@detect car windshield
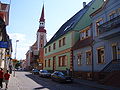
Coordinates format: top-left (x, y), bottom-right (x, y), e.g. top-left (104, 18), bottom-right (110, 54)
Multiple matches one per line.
top-left (33, 69), bottom-right (38, 71)
top-left (58, 72), bottom-right (64, 75)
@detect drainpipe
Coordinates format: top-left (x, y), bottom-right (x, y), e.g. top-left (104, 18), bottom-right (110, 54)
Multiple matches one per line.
top-left (90, 24), bottom-right (94, 80)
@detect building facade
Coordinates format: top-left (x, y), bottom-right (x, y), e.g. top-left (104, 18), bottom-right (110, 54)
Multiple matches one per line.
top-left (44, 0), bottom-right (104, 75)
top-left (26, 5), bottom-right (47, 70)
top-left (73, 0), bottom-right (104, 79)
top-left (0, 2), bottom-right (12, 72)
top-left (90, 0), bottom-right (120, 80)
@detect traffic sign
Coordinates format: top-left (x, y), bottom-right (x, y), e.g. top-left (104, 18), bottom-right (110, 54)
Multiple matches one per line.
top-left (0, 41), bottom-right (9, 48)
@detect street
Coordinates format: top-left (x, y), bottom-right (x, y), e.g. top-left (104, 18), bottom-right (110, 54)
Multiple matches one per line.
top-left (4, 71), bottom-right (102, 90)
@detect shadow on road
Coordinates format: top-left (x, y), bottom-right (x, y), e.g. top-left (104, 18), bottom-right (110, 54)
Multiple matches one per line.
top-left (25, 73), bottom-right (74, 90)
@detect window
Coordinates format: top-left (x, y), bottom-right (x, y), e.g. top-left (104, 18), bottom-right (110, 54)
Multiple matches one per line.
top-left (96, 18), bottom-right (103, 35)
top-left (86, 51), bottom-right (92, 65)
top-left (63, 37), bottom-right (66, 46)
top-left (53, 43), bottom-right (56, 50)
top-left (118, 8), bottom-right (120, 15)
top-left (77, 53), bottom-right (82, 65)
top-left (80, 26), bottom-right (91, 40)
top-left (86, 30), bottom-right (88, 37)
top-left (59, 40), bottom-right (61, 47)
top-left (80, 32), bottom-right (84, 40)
top-left (58, 55), bottom-right (67, 67)
top-left (112, 44), bottom-right (117, 60)
top-left (45, 60), bottom-right (47, 67)
top-left (41, 44), bottom-right (43, 48)
top-left (45, 48), bottom-right (47, 53)
top-left (41, 35), bottom-right (44, 39)
top-left (48, 46), bottom-right (51, 52)
top-left (97, 47), bottom-right (104, 64)
top-left (48, 59), bottom-right (51, 67)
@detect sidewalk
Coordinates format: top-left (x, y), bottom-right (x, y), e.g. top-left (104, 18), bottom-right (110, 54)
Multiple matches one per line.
top-left (0, 74), bottom-right (19, 90)
top-left (74, 78), bottom-right (120, 90)
top-left (1, 73), bottom-right (120, 90)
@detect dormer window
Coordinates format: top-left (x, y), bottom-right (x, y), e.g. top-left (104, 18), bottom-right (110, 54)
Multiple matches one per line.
top-left (96, 18), bottom-right (103, 35)
top-left (80, 26), bottom-right (91, 40)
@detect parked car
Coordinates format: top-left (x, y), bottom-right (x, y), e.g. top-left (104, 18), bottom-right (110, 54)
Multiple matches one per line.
top-left (39, 70), bottom-right (51, 77)
top-left (32, 69), bottom-right (39, 75)
top-left (51, 71), bottom-right (73, 83)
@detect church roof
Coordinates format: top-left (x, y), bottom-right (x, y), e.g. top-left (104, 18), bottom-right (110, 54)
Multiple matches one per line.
top-left (45, 0), bottom-right (94, 47)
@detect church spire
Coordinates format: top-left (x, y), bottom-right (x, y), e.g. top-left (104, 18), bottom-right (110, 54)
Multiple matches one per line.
top-left (39, 4), bottom-right (45, 29)
top-left (38, 4), bottom-right (46, 33)
top-left (39, 4), bottom-right (45, 22)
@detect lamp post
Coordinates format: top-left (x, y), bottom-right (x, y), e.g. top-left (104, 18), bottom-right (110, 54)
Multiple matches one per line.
top-left (13, 40), bottom-right (19, 77)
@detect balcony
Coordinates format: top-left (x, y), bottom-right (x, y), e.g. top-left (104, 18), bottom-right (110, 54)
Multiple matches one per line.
top-left (0, 2), bottom-right (9, 25)
top-left (98, 15), bottom-right (120, 39)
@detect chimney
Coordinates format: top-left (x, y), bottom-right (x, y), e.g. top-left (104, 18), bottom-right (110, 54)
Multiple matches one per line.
top-left (83, 2), bottom-right (86, 8)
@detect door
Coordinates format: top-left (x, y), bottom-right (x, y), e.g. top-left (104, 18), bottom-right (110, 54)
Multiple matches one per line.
top-left (53, 56), bottom-right (56, 71)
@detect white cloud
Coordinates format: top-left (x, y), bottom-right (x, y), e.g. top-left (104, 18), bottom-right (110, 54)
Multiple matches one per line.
top-left (9, 33), bottom-right (33, 60)
top-left (8, 33), bottom-right (53, 59)
top-left (9, 33), bottom-right (26, 41)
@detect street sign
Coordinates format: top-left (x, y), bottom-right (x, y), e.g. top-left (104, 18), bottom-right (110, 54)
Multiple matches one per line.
top-left (0, 41), bottom-right (9, 48)
top-left (5, 54), bottom-right (11, 57)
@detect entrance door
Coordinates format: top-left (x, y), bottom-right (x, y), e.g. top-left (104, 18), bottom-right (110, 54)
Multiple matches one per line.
top-left (53, 56), bottom-right (56, 71)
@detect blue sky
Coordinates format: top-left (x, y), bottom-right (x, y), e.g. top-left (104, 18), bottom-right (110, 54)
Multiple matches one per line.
top-left (1, 0), bottom-right (91, 60)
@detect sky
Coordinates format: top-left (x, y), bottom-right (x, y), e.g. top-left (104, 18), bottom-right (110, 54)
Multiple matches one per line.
top-left (0, 0), bottom-right (91, 60)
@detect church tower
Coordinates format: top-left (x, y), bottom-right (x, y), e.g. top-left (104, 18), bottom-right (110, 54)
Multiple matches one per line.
top-left (37, 4), bottom-right (47, 69)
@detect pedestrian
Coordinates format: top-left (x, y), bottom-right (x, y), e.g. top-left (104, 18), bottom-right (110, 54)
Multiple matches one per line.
top-left (0, 68), bottom-right (3, 89)
top-left (66, 68), bottom-right (70, 76)
top-left (4, 70), bottom-right (10, 89)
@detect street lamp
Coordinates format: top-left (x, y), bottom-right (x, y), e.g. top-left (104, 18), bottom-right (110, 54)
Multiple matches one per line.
top-left (13, 40), bottom-right (19, 77)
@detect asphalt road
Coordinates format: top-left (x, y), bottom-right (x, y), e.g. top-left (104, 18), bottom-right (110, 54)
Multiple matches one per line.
top-left (6, 71), bottom-right (101, 90)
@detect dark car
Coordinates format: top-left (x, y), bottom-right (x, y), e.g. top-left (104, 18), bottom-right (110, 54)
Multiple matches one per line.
top-left (32, 69), bottom-right (39, 75)
top-left (39, 70), bottom-right (51, 77)
top-left (51, 71), bottom-right (73, 83)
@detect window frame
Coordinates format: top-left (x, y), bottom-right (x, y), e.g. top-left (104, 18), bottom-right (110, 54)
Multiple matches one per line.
top-left (48, 59), bottom-right (51, 67)
top-left (77, 53), bottom-right (82, 65)
top-left (53, 43), bottom-right (56, 50)
top-left (97, 47), bottom-right (105, 64)
top-left (59, 40), bottom-right (61, 47)
top-left (86, 50), bottom-right (92, 65)
top-left (96, 18), bottom-right (103, 36)
top-left (63, 37), bottom-right (66, 46)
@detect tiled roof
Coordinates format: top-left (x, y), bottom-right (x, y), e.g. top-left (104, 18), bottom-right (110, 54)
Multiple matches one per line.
top-left (45, 0), bottom-right (94, 47)
top-left (72, 37), bottom-right (92, 50)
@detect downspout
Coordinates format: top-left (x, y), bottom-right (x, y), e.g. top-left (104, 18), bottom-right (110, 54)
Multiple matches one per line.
top-left (90, 23), bottom-right (95, 80)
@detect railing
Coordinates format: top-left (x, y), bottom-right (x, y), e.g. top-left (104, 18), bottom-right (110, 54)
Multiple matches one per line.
top-left (98, 15), bottom-right (120, 34)
top-left (100, 59), bottom-right (120, 72)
